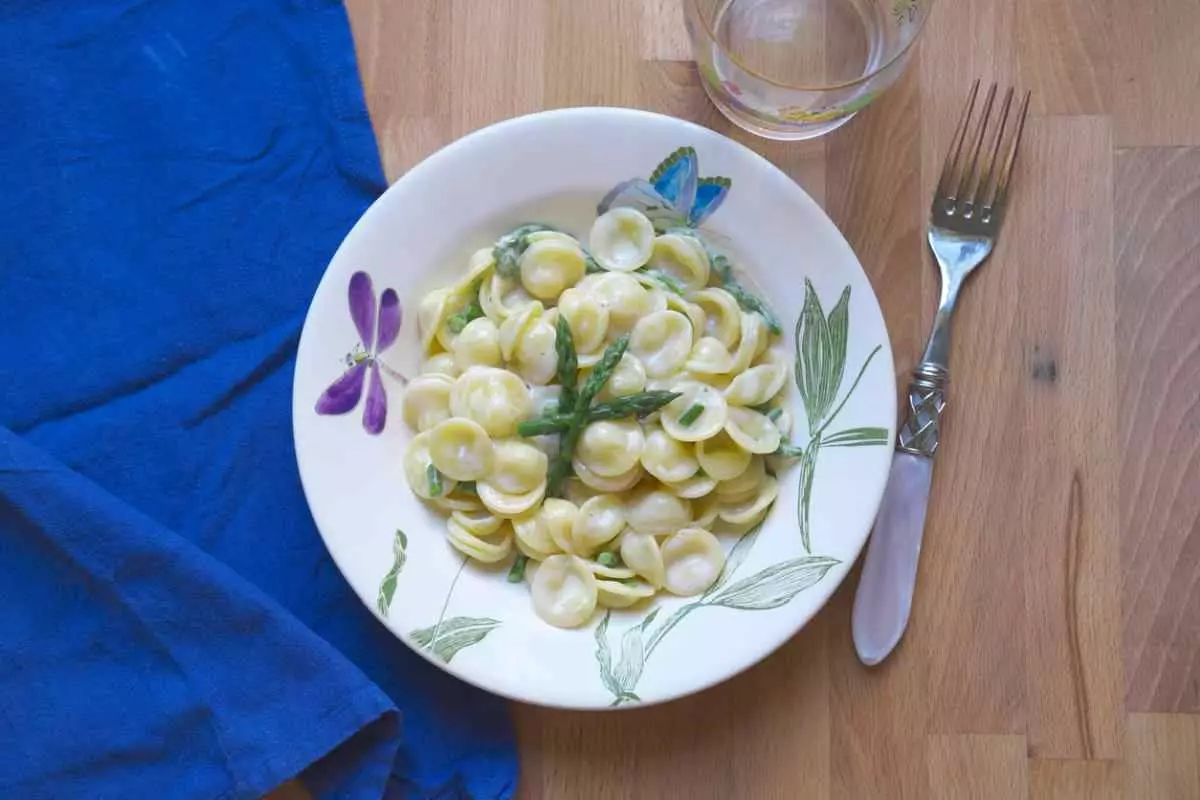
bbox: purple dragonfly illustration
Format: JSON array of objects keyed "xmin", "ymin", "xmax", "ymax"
[{"xmin": 315, "ymin": 271, "xmax": 406, "ymax": 435}]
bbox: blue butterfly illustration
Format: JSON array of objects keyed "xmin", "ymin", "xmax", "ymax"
[{"xmin": 597, "ymin": 146, "xmax": 731, "ymax": 232}]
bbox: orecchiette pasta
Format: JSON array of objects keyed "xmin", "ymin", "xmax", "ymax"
[
  {"xmin": 661, "ymin": 528, "xmax": 726, "ymax": 596},
  {"xmin": 530, "ymin": 555, "xmax": 598, "ymax": 628},
  {"xmin": 401, "ymin": 213, "xmax": 797, "ymax": 630},
  {"xmin": 589, "ymin": 207, "xmax": 655, "ymax": 272}
]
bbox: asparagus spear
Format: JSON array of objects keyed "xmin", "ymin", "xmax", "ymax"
[
  {"xmin": 555, "ymin": 315, "xmax": 578, "ymax": 413},
  {"xmin": 546, "ymin": 334, "xmax": 631, "ymax": 496},
  {"xmin": 515, "ymin": 390, "xmax": 682, "ymax": 436},
  {"xmin": 493, "ymin": 223, "xmax": 560, "ymax": 279}
]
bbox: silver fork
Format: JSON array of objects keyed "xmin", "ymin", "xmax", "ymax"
[{"xmin": 851, "ymin": 81, "xmax": 1031, "ymax": 666}]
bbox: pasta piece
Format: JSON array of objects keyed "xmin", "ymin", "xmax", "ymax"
[
  {"xmin": 530, "ymin": 554, "xmax": 598, "ymax": 628},
  {"xmin": 590, "ymin": 272, "xmax": 652, "ymax": 337},
  {"xmin": 663, "ymin": 472, "xmax": 717, "ymax": 499},
  {"xmin": 572, "ymin": 459, "xmax": 644, "ymax": 492},
  {"xmin": 477, "ymin": 480, "xmax": 547, "ymax": 517},
  {"xmin": 451, "ymin": 247, "xmax": 496, "ymax": 294},
  {"xmin": 539, "ymin": 498, "xmax": 580, "ymax": 554},
  {"xmin": 479, "ymin": 272, "xmax": 535, "ymax": 323},
  {"xmin": 427, "ymin": 418, "xmax": 494, "ymax": 481},
  {"xmin": 663, "ymin": 294, "xmax": 707, "ymax": 340},
  {"xmin": 451, "ymin": 508, "xmax": 505, "ymax": 537},
  {"xmin": 588, "ymin": 207, "xmax": 655, "ymax": 272},
  {"xmin": 512, "ymin": 320, "xmax": 558, "ymax": 386},
  {"xmin": 660, "ymin": 381, "xmax": 729, "ymax": 442},
  {"xmin": 431, "ymin": 486, "xmax": 483, "ymax": 513},
  {"xmin": 451, "ymin": 317, "xmax": 502, "ymax": 370},
  {"xmin": 498, "ymin": 302, "xmax": 543, "ymax": 362},
  {"xmin": 404, "ymin": 431, "xmax": 457, "ymax": 500},
  {"xmin": 526, "ymin": 230, "xmax": 583, "ymax": 247},
  {"xmin": 728, "ymin": 311, "xmax": 767, "ymax": 374},
  {"xmin": 512, "ymin": 508, "xmax": 563, "ymax": 560},
  {"xmin": 572, "ymin": 495, "xmax": 626, "ymax": 555},
  {"xmin": 484, "ymin": 439, "xmax": 548, "ymax": 495},
  {"xmin": 625, "ymin": 485, "xmax": 692, "ymax": 536},
  {"xmin": 646, "ymin": 233, "xmax": 711, "ymax": 292},
  {"xmin": 449, "ymin": 366, "xmax": 533, "ymax": 437},
  {"xmin": 402, "ymin": 374, "xmax": 454, "ymax": 432},
  {"xmin": 629, "ymin": 310, "xmax": 692, "ymax": 378},
  {"xmin": 686, "ymin": 337, "xmax": 735, "ymax": 375},
  {"xmin": 640, "ymin": 424, "xmax": 700, "ymax": 484},
  {"xmin": 593, "ymin": 353, "xmax": 647, "ymax": 402},
  {"xmin": 446, "ymin": 517, "xmax": 513, "ymax": 564},
  {"xmin": 557, "ymin": 287, "xmax": 610, "ymax": 354},
  {"xmin": 596, "ymin": 580, "xmax": 656, "ymax": 609},
  {"xmin": 519, "ymin": 238, "xmax": 586, "ymax": 300},
  {"xmin": 422, "ymin": 352, "xmax": 460, "ymax": 378},
  {"xmin": 715, "ymin": 456, "xmax": 766, "ymax": 504},
  {"xmin": 724, "ymin": 361, "xmax": 789, "ymax": 407},
  {"xmin": 724, "ymin": 406, "xmax": 783, "ymax": 454},
  {"xmin": 588, "ymin": 561, "xmax": 637, "ymax": 581},
  {"xmin": 696, "ymin": 429, "xmax": 752, "ymax": 481},
  {"xmin": 690, "ymin": 288, "xmax": 742, "ymax": 351},
  {"xmin": 418, "ymin": 288, "xmax": 452, "ymax": 353},
  {"xmin": 619, "ymin": 530, "xmax": 665, "ymax": 588},
  {"xmin": 661, "ymin": 528, "xmax": 725, "ymax": 596},
  {"xmin": 718, "ymin": 475, "xmax": 780, "ymax": 525},
  {"xmin": 691, "ymin": 495, "xmax": 720, "ymax": 530},
  {"xmin": 563, "ymin": 478, "xmax": 600, "ymax": 507},
  {"xmin": 575, "ymin": 419, "xmax": 645, "ymax": 478}
]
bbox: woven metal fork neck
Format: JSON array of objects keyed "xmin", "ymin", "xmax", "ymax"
[{"xmin": 897, "ymin": 363, "xmax": 948, "ymax": 457}]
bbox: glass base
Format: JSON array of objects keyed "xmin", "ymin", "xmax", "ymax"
[{"xmin": 702, "ymin": 81, "xmax": 858, "ymax": 142}]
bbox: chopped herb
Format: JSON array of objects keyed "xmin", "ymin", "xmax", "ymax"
[
  {"xmin": 445, "ymin": 282, "xmax": 484, "ymax": 333},
  {"xmin": 507, "ymin": 554, "xmax": 529, "ymax": 583},
  {"xmin": 774, "ymin": 442, "xmax": 806, "ymax": 459},
  {"xmin": 596, "ymin": 551, "xmax": 620, "ymax": 568},
  {"xmin": 493, "ymin": 223, "xmax": 560, "ymax": 279},
  {"xmin": 678, "ymin": 403, "xmax": 705, "ymax": 426},
  {"xmin": 426, "ymin": 463, "xmax": 444, "ymax": 497},
  {"xmin": 641, "ymin": 269, "xmax": 685, "ymax": 296}
]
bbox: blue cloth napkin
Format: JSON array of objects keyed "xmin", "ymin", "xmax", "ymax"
[{"xmin": 0, "ymin": 1, "xmax": 516, "ymax": 798}]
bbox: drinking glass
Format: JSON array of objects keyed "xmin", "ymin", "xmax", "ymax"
[{"xmin": 684, "ymin": 0, "xmax": 933, "ymax": 140}]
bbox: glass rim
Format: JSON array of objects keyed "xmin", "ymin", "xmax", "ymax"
[{"xmin": 687, "ymin": 0, "xmax": 935, "ymax": 92}]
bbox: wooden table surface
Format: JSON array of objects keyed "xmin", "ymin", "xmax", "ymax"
[{"xmin": 322, "ymin": 0, "xmax": 1200, "ymax": 797}]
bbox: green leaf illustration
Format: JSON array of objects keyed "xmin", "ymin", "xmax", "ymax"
[
  {"xmin": 795, "ymin": 280, "xmax": 831, "ymax": 432},
  {"xmin": 410, "ymin": 616, "xmax": 500, "ymax": 663},
  {"xmin": 376, "ymin": 529, "xmax": 408, "ymax": 617},
  {"xmin": 643, "ymin": 601, "xmax": 702, "ymax": 659},
  {"xmin": 823, "ymin": 426, "xmax": 889, "ymax": 448},
  {"xmin": 613, "ymin": 622, "xmax": 647, "ymax": 693},
  {"xmin": 706, "ymin": 556, "xmax": 840, "ymax": 611},
  {"xmin": 594, "ymin": 612, "xmax": 619, "ymax": 697},
  {"xmin": 704, "ymin": 521, "xmax": 764, "ymax": 597},
  {"xmin": 796, "ymin": 435, "xmax": 821, "ymax": 553},
  {"xmin": 823, "ymin": 286, "xmax": 851, "ymax": 417}
]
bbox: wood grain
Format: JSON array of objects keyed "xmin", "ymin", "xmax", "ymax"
[
  {"xmin": 1116, "ymin": 148, "xmax": 1200, "ymax": 714},
  {"xmin": 1128, "ymin": 713, "xmax": 1200, "ymax": 799},
  {"xmin": 1113, "ymin": 0, "xmax": 1200, "ymax": 146},
  {"xmin": 927, "ymin": 734, "xmax": 1029, "ymax": 800},
  {"xmin": 273, "ymin": 0, "xmax": 1200, "ymax": 796}
]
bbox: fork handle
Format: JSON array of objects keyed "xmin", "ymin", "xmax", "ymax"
[{"xmin": 852, "ymin": 365, "xmax": 947, "ymax": 666}]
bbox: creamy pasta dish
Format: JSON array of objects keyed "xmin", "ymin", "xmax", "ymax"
[{"xmin": 401, "ymin": 208, "xmax": 794, "ymax": 629}]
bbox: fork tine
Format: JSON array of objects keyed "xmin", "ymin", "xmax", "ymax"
[
  {"xmin": 972, "ymin": 87, "xmax": 1014, "ymax": 208},
  {"xmin": 936, "ymin": 79, "xmax": 980, "ymax": 200},
  {"xmin": 956, "ymin": 82, "xmax": 997, "ymax": 206},
  {"xmin": 991, "ymin": 90, "xmax": 1032, "ymax": 212}
]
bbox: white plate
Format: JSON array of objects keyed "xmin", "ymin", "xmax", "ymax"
[{"xmin": 293, "ymin": 108, "xmax": 896, "ymax": 709}]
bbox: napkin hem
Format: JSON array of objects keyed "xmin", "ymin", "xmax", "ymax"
[{"xmin": 232, "ymin": 683, "xmax": 399, "ymax": 800}]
